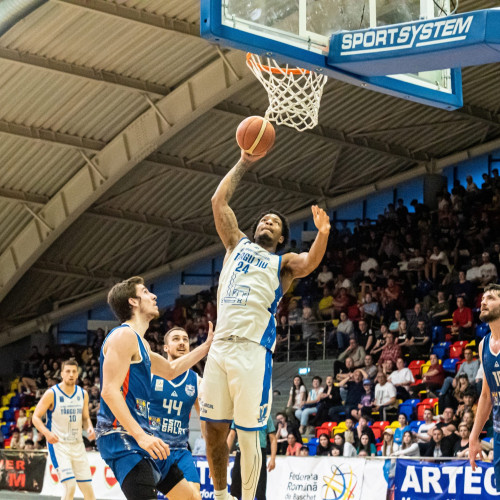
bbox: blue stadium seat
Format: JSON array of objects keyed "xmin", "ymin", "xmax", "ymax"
[
  {"xmin": 308, "ymin": 443, "xmax": 317, "ymax": 456},
  {"xmin": 399, "ymin": 399, "xmax": 419, "ymax": 421},
  {"xmin": 3, "ymin": 410, "xmax": 14, "ymax": 422},
  {"xmin": 0, "ymin": 424, "xmax": 10, "ymax": 437},
  {"xmin": 432, "ymin": 342, "xmax": 450, "ymax": 359},
  {"xmin": 409, "ymin": 420, "xmax": 424, "ymax": 433},
  {"xmin": 432, "ymin": 326, "xmax": 445, "ymax": 344},
  {"xmin": 476, "ymin": 322, "xmax": 490, "ymax": 339},
  {"xmin": 443, "ymin": 358, "xmax": 459, "ymax": 373}
]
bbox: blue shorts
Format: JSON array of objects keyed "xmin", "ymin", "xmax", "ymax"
[
  {"xmin": 97, "ymin": 432, "xmax": 161, "ymax": 486},
  {"xmin": 156, "ymin": 448, "xmax": 200, "ymax": 484},
  {"xmin": 494, "ymin": 433, "xmax": 500, "ymax": 491}
]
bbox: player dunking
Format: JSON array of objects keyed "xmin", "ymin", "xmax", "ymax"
[
  {"xmin": 96, "ymin": 276, "xmax": 212, "ymax": 500},
  {"xmin": 201, "ymin": 150, "xmax": 330, "ymax": 500},
  {"xmin": 149, "ymin": 327, "xmax": 203, "ymax": 500},
  {"xmin": 470, "ymin": 284, "xmax": 500, "ymax": 490},
  {"xmin": 33, "ymin": 360, "xmax": 96, "ymax": 500}
]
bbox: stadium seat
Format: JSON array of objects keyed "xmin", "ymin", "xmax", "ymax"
[
  {"xmin": 416, "ymin": 398, "xmax": 438, "ymax": 420},
  {"xmin": 372, "ymin": 427, "xmax": 383, "ymax": 442},
  {"xmin": 9, "ymin": 378, "xmax": 19, "ymax": 392},
  {"xmin": 432, "ymin": 342, "xmax": 451, "ymax": 359},
  {"xmin": 399, "ymin": 399, "xmax": 419, "ymax": 421},
  {"xmin": 409, "ymin": 420, "xmax": 424, "ymax": 433},
  {"xmin": 3, "ymin": 409, "xmax": 14, "ymax": 422},
  {"xmin": 0, "ymin": 407, "xmax": 9, "ymax": 419},
  {"xmin": 1, "ymin": 393, "xmax": 15, "ymax": 407},
  {"xmin": 432, "ymin": 326, "xmax": 445, "ymax": 343},
  {"xmin": 421, "ymin": 365, "xmax": 430, "ymax": 377},
  {"xmin": 443, "ymin": 358, "xmax": 459, "ymax": 373},
  {"xmin": 308, "ymin": 443, "xmax": 317, "ymax": 456},
  {"xmin": 453, "ymin": 340, "xmax": 469, "ymax": 349},
  {"xmin": 315, "ymin": 426, "xmax": 330, "ymax": 438},
  {"xmin": 388, "ymin": 421, "xmax": 400, "ymax": 429},
  {"xmin": 408, "ymin": 360, "xmax": 425, "ymax": 378},
  {"xmin": 455, "ymin": 359, "xmax": 465, "ymax": 373},
  {"xmin": 449, "ymin": 345, "xmax": 463, "ymax": 359},
  {"xmin": 371, "ymin": 421, "xmax": 389, "ymax": 431},
  {"xmin": 1, "ymin": 424, "xmax": 10, "ymax": 437},
  {"xmin": 477, "ymin": 322, "xmax": 490, "ymax": 338}
]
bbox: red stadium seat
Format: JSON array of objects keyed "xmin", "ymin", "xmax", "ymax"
[
  {"xmin": 409, "ymin": 360, "xmax": 425, "ymax": 378},
  {"xmin": 449, "ymin": 346, "xmax": 463, "ymax": 359}
]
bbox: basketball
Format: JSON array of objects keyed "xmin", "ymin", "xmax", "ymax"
[{"xmin": 236, "ymin": 116, "xmax": 275, "ymax": 156}]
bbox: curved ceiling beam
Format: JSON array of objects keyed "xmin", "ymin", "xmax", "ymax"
[
  {"xmin": 59, "ymin": 0, "xmax": 200, "ymax": 37},
  {"xmin": 0, "ymin": 51, "xmax": 254, "ymax": 304},
  {"xmin": 0, "ymin": 47, "xmax": 169, "ymax": 97}
]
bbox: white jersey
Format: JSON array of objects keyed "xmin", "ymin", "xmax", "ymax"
[
  {"xmin": 216, "ymin": 237, "xmax": 282, "ymax": 351},
  {"xmin": 47, "ymin": 384, "xmax": 85, "ymax": 443}
]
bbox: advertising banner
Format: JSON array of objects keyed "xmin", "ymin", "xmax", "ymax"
[
  {"xmin": 0, "ymin": 450, "xmax": 46, "ymax": 492},
  {"xmin": 394, "ymin": 459, "xmax": 500, "ymax": 499},
  {"xmin": 40, "ymin": 452, "xmax": 234, "ymax": 499},
  {"xmin": 266, "ymin": 456, "xmax": 389, "ymax": 500}
]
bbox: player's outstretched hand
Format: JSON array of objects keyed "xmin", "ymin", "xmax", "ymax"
[
  {"xmin": 240, "ymin": 150, "xmax": 266, "ymax": 163},
  {"xmin": 137, "ymin": 433, "xmax": 170, "ymax": 460},
  {"xmin": 311, "ymin": 205, "xmax": 331, "ymax": 235},
  {"xmin": 205, "ymin": 321, "xmax": 214, "ymax": 349},
  {"xmin": 469, "ymin": 438, "xmax": 483, "ymax": 470},
  {"xmin": 46, "ymin": 431, "xmax": 59, "ymax": 444},
  {"xmin": 87, "ymin": 426, "xmax": 96, "ymax": 441}
]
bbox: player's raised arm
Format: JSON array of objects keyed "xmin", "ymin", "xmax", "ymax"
[
  {"xmin": 469, "ymin": 340, "xmax": 491, "ymax": 470},
  {"xmin": 211, "ymin": 151, "xmax": 263, "ymax": 254},
  {"xmin": 281, "ymin": 205, "xmax": 330, "ymax": 291},
  {"xmin": 151, "ymin": 322, "xmax": 214, "ymax": 380},
  {"xmin": 32, "ymin": 389, "xmax": 59, "ymax": 444}
]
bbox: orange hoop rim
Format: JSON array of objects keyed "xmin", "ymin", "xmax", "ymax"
[{"xmin": 246, "ymin": 52, "xmax": 312, "ymax": 75}]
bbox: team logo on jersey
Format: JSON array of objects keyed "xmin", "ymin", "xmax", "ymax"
[
  {"xmin": 60, "ymin": 396, "xmax": 64, "ymax": 403},
  {"xmin": 185, "ymin": 384, "xmax": 196, "ymax": 397},
  {"xmin": 149, "ymin": 415, "xmax": 161, "ymax": 431},
  {"xmin": 258, "ymin": 404, "xmax": 269, "ymax": 424},
  {"xmin": 155, "ymin": 379, "xmax": 164, "ymax": 391},
  {"xmin": 136, "ymin": 399, "xmax": 147, "ymax": 417}
]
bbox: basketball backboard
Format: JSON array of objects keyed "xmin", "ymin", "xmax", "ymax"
[{"xmin": 201, "ymin": 0, "xmax": 463, "ymax": 109}]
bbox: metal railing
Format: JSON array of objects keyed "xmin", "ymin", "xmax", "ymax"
[{"xmin": 275, "ymin": 320, "xmax": 336, "ymax": 365}]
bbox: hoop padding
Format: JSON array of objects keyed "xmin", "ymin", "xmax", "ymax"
[{"xmin": 246, "ymin": 53, "xmax": 328, "ymax": 132}]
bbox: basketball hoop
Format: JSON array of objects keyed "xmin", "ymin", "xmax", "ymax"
[{"xmin": 246, "ymin": 53, "xmax": 328, "ymax": 132}]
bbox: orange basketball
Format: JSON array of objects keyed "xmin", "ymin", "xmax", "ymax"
[{"xmin": 236, "ymin": 116, "xmax": 275, "ymax": 156}]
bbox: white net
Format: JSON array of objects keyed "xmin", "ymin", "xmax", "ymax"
[{"xmin": 246, "ymin": 53, "xmax": 328, "ymax": 132}]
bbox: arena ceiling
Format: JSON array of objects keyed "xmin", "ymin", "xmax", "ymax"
[{"xmin": 0, "ymin": 0, "xmax": 500, "ymax": 346}]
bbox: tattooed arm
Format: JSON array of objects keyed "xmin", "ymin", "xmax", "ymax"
[{"xmin": 211, "ymin": 151, "xmax": 265, "ymax": 258}]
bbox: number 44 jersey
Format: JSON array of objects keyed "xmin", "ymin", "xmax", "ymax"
[{"xmin": 149, "ymin": 370, "xmax": 199, "ymax": 449}]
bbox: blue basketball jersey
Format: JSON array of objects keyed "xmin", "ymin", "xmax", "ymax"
[
  {"xmin": 482, "ymin": 333, "xmax": 500, "ymax": 433},
  {"xmin": 96, "ymin": 324, "xmax": 152, "ymax": 437},
  {"xmin": 149, "ymin": 370, "xmax": 198, "ymax": 449}
]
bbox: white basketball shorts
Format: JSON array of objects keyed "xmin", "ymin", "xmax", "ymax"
[
  {"xmin": 199, "ymin": 337, "xmax": 273, "ymax": 430},
  {"xmin": 48, "ymin": 440, "xmax": 92, "ymax": 483}
]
